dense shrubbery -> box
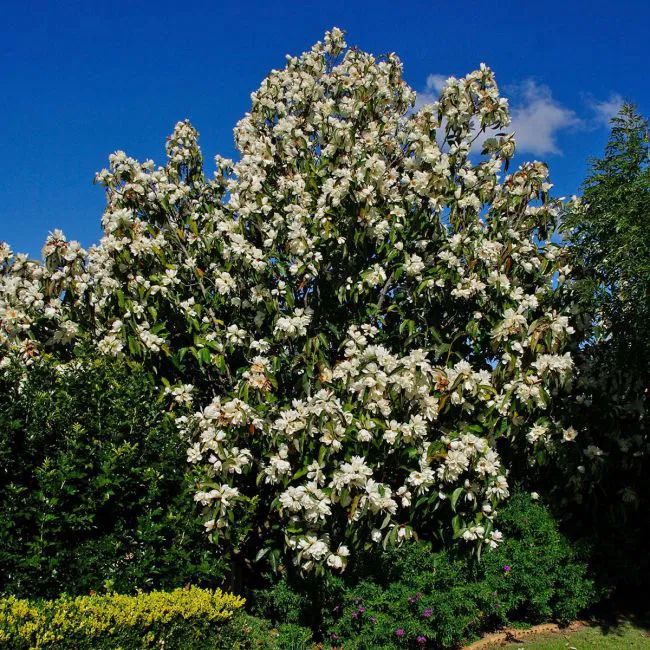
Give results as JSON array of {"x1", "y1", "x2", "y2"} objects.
[
  {"x1": 0, "y1": 587, "x2": 248, "y2": 649},
  {"x1": 253, "y1": 493, "x2": 596, "y2": 648},
  {"x1": 0, "y1": 356, "x2": 228, "y2": 598}
]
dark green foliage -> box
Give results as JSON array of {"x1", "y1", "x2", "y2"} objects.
[
  {"x1": 554, "y1": 104, "x2": 650, "y2": 592},
  {"x1": 254, "y1": 576, "x2": 315, "y2": 627},
  {"x1": 482, "y1": 493, "x2": 597, "y2": 625},
  {"x1": 275, "y1": 623, "x2": 314, "y2": 649},
  {"x1": 215, "y1": 613, "x2": 285, "y2": 649},
  {"x1": 254, "y1": 493, "x2": 596, "y2": 649},
  {"x1": 563, "y1": 103, "x2": 650, "y2": 365},
  {"x1": 0, "y1": 356, "x2": 227, "y2": 598}
]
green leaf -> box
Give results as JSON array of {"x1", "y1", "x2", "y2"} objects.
[
  {"x1": 450, "y1": 487, "x2": 463, "y2": 513},
  {"x1": 451, "y1": 514, "x2": 463, "y2": 538},
  {"x1": 348, "y1": 494, "x2": 361, "y2": 520}
]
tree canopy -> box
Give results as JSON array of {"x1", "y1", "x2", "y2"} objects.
[{"x1": 0, "y1": 29, "x2": 580, "y2": 575}]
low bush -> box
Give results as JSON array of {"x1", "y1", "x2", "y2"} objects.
[
  {"x1": 0, "y1": 356, "x2": 229, "y2": 599},
  {"x1": 0, "y1": 587, "x2": 245, "y2": 649},
  {"x1": 254, "y1": 492, "x2": 597, "y2": 649}
]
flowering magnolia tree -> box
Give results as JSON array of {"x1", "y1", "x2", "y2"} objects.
[{"x1": 0, "y1": 29, "x2": 577, "y2": 574}]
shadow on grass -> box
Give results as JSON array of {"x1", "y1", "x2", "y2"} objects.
[{"x1": 589, "y1": 591, "x2": 650, "y2": 638}]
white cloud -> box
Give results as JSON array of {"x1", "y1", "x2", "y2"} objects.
[
  {"x1": 588, "y1": 93, "x2": 624, "y2": 127},
  {"x1": 507, "y1": 81, "x2": 582, "y2": 156}
]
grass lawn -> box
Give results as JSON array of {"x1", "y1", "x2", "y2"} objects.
[{"x1": 499, "y1": 620, "x2": 650, "y2": 649}]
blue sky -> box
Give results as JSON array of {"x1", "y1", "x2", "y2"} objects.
[{"x1": 2, "y1": 0, "x2": 648, "y2": 259}]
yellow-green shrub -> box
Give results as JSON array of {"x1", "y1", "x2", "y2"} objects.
[{"x1": 0, "y1": 587, "x2": 245, "y2": 649}]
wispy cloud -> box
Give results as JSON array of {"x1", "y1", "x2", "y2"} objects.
[
  {"x1": 587, "y1": 93, "x2": 625, "y2": 127},
  {"x1": 414, "y1": 73, "x2": 449, "y2": 109}
]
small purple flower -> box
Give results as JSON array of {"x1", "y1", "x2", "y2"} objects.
[
  {"x1": 422, "y1": 608, "x2": 433, "y2": 618},
  {"x1": 417, "y1": 635, "x2": 427, "y2": 645},
  {"x1": 358, "y1": 605, "x2": 366, "y2": 614},
  {"x1": 330, "y1": 632, "x2": 339, "y2": 640},
  {"x1": 408, "y1": 592, "x2": 423, "y2": 604},
  {"x1": 370, "y1": 616, "x2": 377, "y2": 623},
  {"x1": 351, "y1": 611, "x2": 359, "y2": 619},
  {"x1": 395, "y1": 628, "x2": 406, "y2": 637},
  {"x1": 503, "y1": 565, "x2": 511, "y2": 573}
]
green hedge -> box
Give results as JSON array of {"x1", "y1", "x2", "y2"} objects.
[
  {"x1": 0, "y1": 587, "x2": 247, "y2": 649},
  {"x1": 0, "y1": 357, "x2": 228, "y2": 598}
]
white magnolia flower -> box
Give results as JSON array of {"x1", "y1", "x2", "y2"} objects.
[{"x1": 0, "y1": 28, "x2": 582, "y2": 573}]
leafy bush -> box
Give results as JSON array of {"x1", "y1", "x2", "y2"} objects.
[
  {"x1": 0, "y1": 356, "x2": 229, "y2": 598},
  {"x1": 189, "y1": 611, "x2": 284, "y2": 650},
  {"x1": 254, "y1": 493, "x2": 596, "y2": 649},
  {"x1": 484, "y1": 492, "x2": 597, "y2": 624},
  {"x1": 0, "y1": 27, "x2": 578, "y2": 576},
  {"x1": 0, "y1": 587, "x2": 245, "y2": 649},
  {"x1": 275, "y1": 623, "x2": 314, "y2": 649}
]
